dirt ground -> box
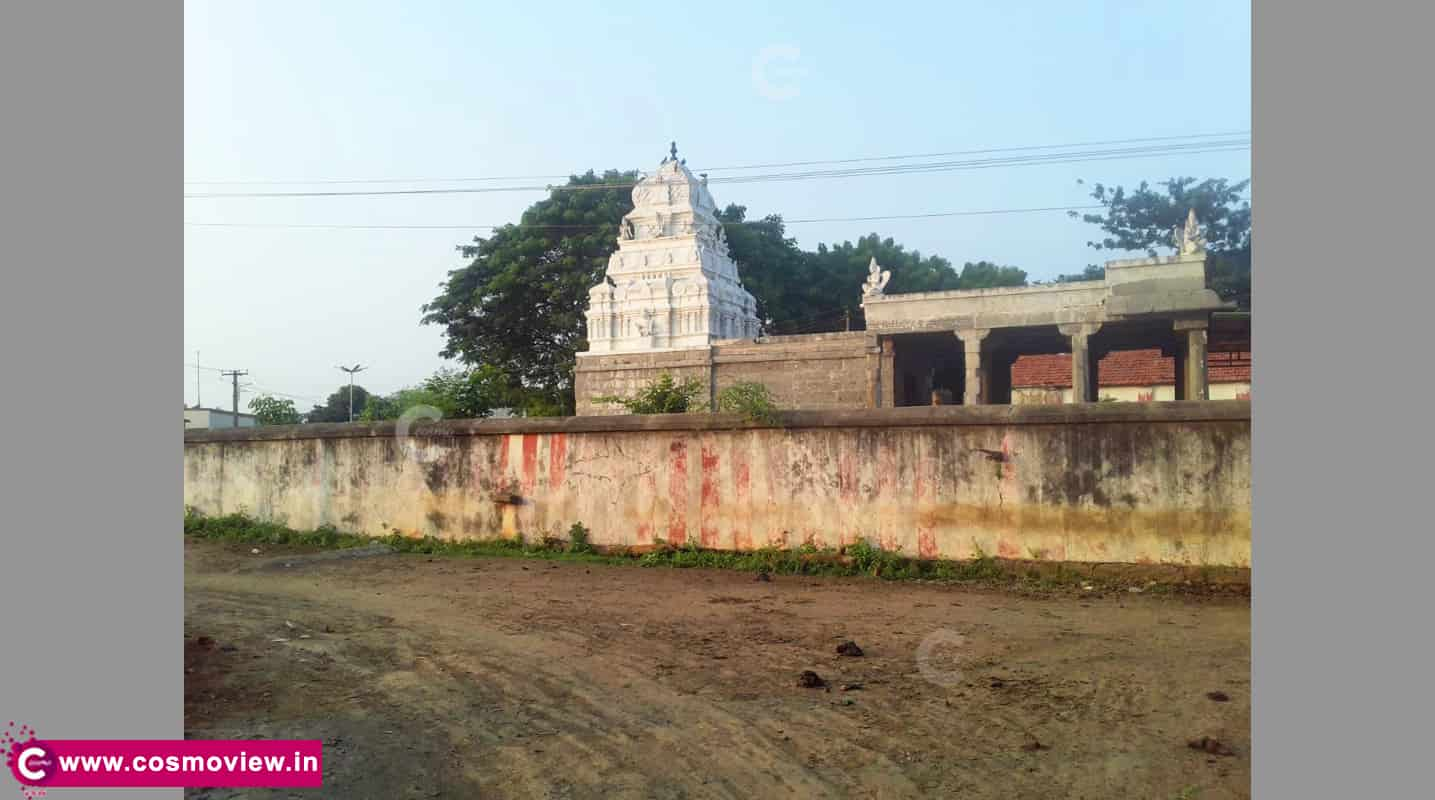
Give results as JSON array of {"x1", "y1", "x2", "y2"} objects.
[{"x1": 184, "y1": 538, "x2": 1250, "y2": 799}]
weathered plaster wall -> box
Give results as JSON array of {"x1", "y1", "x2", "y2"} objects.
[{"x1": 185, "y1": 403, "x2": 1251, "y2": 567}]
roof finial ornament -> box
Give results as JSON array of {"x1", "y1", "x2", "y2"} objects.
[
  {"x1": 1176, "y1": 208, "x2": 1206, "y2": 256},
  {"x1": 862, "y1": 256, "x2": 892, "y2": 298},
  {"x1": 669, "y1": 140, "x2": 678, "y2": 163}
]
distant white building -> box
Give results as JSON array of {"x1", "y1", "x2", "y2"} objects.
[{"x1": 184, "y1": 406, "x2": 258, "y2": 429}]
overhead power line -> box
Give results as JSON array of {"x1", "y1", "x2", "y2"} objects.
[
  {"x1": 697, "y1": 140, "x2": 1250, "y2": 184},
  {"x1": 184, "y1": 203, "x2": 1107, "y2": 232},
  {"x1": 696, "y1": 130, "x2": 1250, "y2": 174},
  {"x1": 184, "y1": 130, "x2": 1249, "y2": 186},
  {"x1": 246, "y1": 384, "x2": 323, "y2": 404},
  {"x1": 184, "y1": 363, "x2": 322, "y2": 403},
  {"x1": 183, "y1": 139, "x2": 1249, "y2": 199}
]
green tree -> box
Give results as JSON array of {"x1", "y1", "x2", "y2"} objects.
[
  {"x1": 1052, "y1": 264, "x2": 1106, "y2": 283},
  {"x1": 247, "y1": 394, "x2": 301, "y2": 426},
  {"x1": 421, "y1": 170, "x2": 638, "y2": 415},
  {"x1": 954, "y1": 260, "x2": 1028, "y2": 290},
  {"x1": 307, "y1": 385, "x2": 371, "y2": 423},
  {"x1": 1065, "y1": 177, "x2": 1251, "y2": 308},
  {"x1": 358, "y1": 387, "x2": 432, "y2": 423},
  {"x1": 809, "y1": 234, "x2": 960, "y2": 297},
  {"x1": 360, "y1": 365, "x2": 516, "y2": 421},
  {"x1": 717, "y1": 204, "x2": 809, "y2": 329},
  {"x1": 787, "y1": 236, "x2": 1026, "y2": 333},
  {"x1": 424, "y1": 365, "x2": 515, "y2": 417}
]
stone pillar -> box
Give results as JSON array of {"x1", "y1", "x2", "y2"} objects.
[
  {"x1": 865, "y1": 335, "x2": 882, "y2": 409},
  {"x1": 956, "y1": 328, "x2": 989, "y2": 406},
  {"x1": 1174, "y1": 319, "x2": 1209, "y2": 400},
  {"x1": 1058, "y1": 323, "x2": 1102, "y2": 403},
  {"x1": 879, "y1": 338, "x2": 896, "y2": 408}
]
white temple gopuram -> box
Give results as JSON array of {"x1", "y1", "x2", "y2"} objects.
[{"x1": 582, "y1": 143, "x2": 761, "y2": 354}]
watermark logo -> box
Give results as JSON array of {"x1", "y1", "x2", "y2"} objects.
[
  {"x1": 3, "y1": 723, "x2": 49, "y2": 798},
  {"x1": 751, "y1": 45, "x2": 805, "y2": 101},
  {"x1": 4, "y1": 731, "x2": 322, "y2": 790},
  {"x1": 394, "y1": 404, "x2": 444, "y2": 464},
  {"x1": 915, "y1": 629, "x2": 968, "y2": 687}
]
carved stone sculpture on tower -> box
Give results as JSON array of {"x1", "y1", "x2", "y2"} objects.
[
  {"x1": 1177, "y1": 208, "x2": 1207, "y2": 256},
  {"x1": 580, "y1": 144, "x2": 761, "y2": 355},
  {"x1": 862, "y1": 257, "x2": 892, "y2": 298}
]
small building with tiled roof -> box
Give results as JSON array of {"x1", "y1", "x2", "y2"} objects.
[{"x1": 1010, "y1": 348, "x2": 1250, "y2": 404}]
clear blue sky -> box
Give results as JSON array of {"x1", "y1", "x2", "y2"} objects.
[{"x1": 184, "y1": 0, "x2": 1250, "y2": 410}]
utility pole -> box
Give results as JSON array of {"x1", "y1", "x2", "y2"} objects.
[
  {"x1": 220, "y1": 369, "x2": 248, "y2": 427},
  {"x1": 195, "y1": 350, "x2": 201, "y2": 408},
  {"x1": 337, "y1": 364, "x2": 367, "y2": 422}
]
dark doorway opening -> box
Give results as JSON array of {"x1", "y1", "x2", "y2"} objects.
[{"x1": 891, "y1": 332, "x2": 965, "y2": 406}]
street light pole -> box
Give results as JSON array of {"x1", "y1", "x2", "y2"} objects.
[{"x1": 337, "y1": 364, "x2": 368, "y2": 422}]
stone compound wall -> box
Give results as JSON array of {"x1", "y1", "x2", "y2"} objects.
[
  {"x1": 575, "y1": 332, "x2": 873, "y2": 415},
  {"x1": 184, "y1": 402, "x2": 1251, "y2": 567}
]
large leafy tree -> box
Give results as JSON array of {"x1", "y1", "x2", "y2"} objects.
[
  {"x1": 422, "y1": 170, "x2": 637, "y2": 415},
  {"x1": 307, "y1": 385, "x2": 371, "y2": 423},
  {"x1": 809, "y1": 234, "x2": 963, "y2": 299},
  {"x1": 717, "y1": 204, "x2": 809, "y2": 329},
  {"x1": 1064, "y1": 177, "x2": 1252, "y2": 308},
  {"x1": 248, "y1": 395, "x2": 301, "y2": 426},
  {"x1": 953, "y1": 260, "x2": 1029, "y2": 290},
  {"x1": 787, "y1": 235, "x2": 1026, "y2": 332}
]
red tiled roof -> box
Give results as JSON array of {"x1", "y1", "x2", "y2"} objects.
[
  {"x1": 1208, "y1": 350, "x2": 1251, "y2": 383},
  {"x1": 1011, "y1": 348, "x2": 1251, "y2": 389},
  {"x1": 1010, "y1": 353, "x2": 1073, "y2": 388}
]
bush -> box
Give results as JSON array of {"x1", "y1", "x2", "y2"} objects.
[
  {"x1": 715, "y1": 382, "x2": 780, "y2": 425},
  {"x1": 594, "y1": 373, "x2": 704, "y2": 414},
  {"x1": 568, "y1": 522, "x2": 593, "y2": 553},
  {"x1": 846, "y1": 537, "x2": 904, "y2": 576}
]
